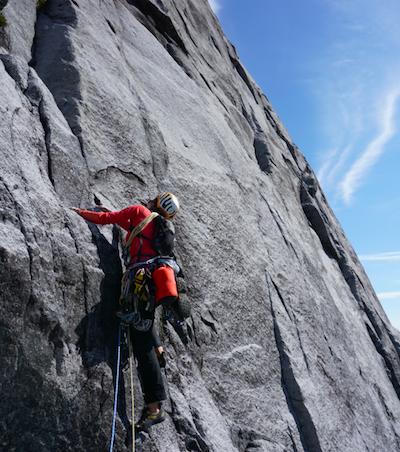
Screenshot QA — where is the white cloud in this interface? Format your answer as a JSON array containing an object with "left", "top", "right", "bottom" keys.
[
  {"left": 315, "top": 81, "right": 366, "bottom": 193},
  {"left": 360, "top": 251, "right": 400, "bottom": 262},
  {"left": 209, "top": 0, "right": 222, "bottom": 14},
  {"left": 378, "top": 291, "right": 400, "bottom": 300},
  {"left": 323, "top": 144, "right": 353, "bottom": 190},
  {"left": 317, "top": 148, "right": 338, "bottom": 186},
  {"left": 339, "top": 88, "right": 400, "bottom": 204},
  {"left": 314, "top": 0, "right": 400, "bottom": 205}
]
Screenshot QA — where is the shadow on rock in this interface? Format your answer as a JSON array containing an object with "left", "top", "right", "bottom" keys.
[{"left": 75, "top": 212, "right": 131, "bottom": 432}]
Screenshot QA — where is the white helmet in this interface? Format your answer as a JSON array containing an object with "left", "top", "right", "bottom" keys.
[{"left": 156, "top": 192, "right": 180, "bottom": 219}]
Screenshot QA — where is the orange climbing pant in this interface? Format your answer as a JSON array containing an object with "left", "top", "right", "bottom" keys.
[{"left": 152, "top": 265, "right": 178, "bottom": 304}]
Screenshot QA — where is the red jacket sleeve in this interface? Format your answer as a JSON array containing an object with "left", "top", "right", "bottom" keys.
[{"left": 78, "top": 206, "right": 138, "bottom": 231}]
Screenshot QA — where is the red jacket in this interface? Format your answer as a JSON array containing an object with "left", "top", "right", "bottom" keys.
[{"left": 78, "top": 205, "right": 157, "bottom": 264}]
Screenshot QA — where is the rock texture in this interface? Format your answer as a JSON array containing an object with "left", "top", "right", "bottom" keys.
[{"left": 1, "top": 1, "right": 400, "bottom": 451}]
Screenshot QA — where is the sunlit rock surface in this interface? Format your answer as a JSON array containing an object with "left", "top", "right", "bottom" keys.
[{"left": 1, "top": 1, "right": 400, "bottom": 451}]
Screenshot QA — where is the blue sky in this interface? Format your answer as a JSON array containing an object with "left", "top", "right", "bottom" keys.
[{"left": 210, "top": 0, "right": 400, "bottom": 328}]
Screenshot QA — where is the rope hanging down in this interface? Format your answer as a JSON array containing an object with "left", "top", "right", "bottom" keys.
[
  {"left": 128, "top": 327, "right": 135, "bottom": 452},
  {"left": 109, "top": 324, "right": 122, "bottom": 452},
  {"left": 109, "top": 324, "right": 136, "bottom": 452}
]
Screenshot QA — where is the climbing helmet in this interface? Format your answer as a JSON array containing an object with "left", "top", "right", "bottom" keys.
[{"left": 156, "top": 192, "right": 180, "bottom": 219}]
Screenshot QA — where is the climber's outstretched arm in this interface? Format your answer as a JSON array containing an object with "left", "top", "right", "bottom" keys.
[{"left": 71, "top": 206, "right": 140, "bottom": 230}]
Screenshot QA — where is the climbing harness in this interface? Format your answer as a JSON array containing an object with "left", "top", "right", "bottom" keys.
[
  {"left": 117, "top": 255, "right": 180, "bottom": 330},
  {"left": 128, "top": 255, "right": 180, "bottom": 274}
]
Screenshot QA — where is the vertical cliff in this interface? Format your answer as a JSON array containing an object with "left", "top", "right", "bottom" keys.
[{"left": 1, "top": 1, "right": 400, "bottom": 451}]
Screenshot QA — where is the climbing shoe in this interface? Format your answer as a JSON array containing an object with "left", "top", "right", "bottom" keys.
[{"left": 135, "top": 407, "right": 166, "bottom": 432}]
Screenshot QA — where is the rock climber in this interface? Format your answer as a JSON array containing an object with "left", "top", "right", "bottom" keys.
[{"left": 72, "top": 192, "right": 182, "bottom": 431}]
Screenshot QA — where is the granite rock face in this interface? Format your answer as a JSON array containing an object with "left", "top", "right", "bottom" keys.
[{"left": 1, "top": 1, "right": 400, "bottom": 451}]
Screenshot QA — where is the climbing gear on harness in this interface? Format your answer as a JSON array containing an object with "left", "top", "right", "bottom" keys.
[
  {"left": 117, "top": 256, "right": 182, "bottom": 332},
  {"left": 135, "top": 405, "right": 166, "bottom": 433},
  {"left": 121, "top": 256, "right": 181, "bottom": 312},
  {"left": 118, "top": 267, "right": 155, "bottom": 332},
  {"left": 156, "top": 192, "right": 180, "bottom": 219},
  {"left": 109, "top": 324, "right": 122, "bottom": 452}
]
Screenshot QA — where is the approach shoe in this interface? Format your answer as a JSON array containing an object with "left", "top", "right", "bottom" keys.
[{"left": 135, "top": 407, "right": 166, "bottom": 432}]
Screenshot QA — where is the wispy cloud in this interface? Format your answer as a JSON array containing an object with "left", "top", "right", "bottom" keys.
[
  {"left": 316, "top": 80, "right": 365, "bottom": 193},
  {"left": 360, "top": 251, "right": 400, "bottom": 262},
  {"left": 339, "top": 88, "right": 400, "bottom": 204},
  {"left": 317, "top": 148, "right": 339, "bottom": 185},
  {"left": 321, "top": 144, "right": 353, "bottom": 190},
  {"left": 315, "top": 0, "right": 400, "bottom": 205},
  {"left": 209, "top": 0, "right": 222, "bottom": 14},
  {"left": 378, "top": 291, "right": 400, "bottom": 300}
]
